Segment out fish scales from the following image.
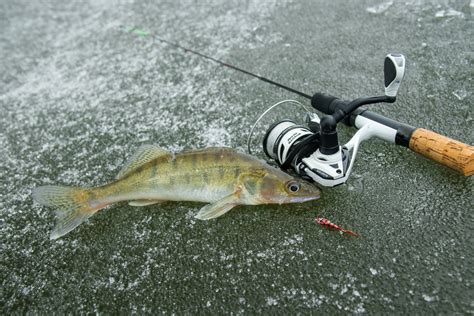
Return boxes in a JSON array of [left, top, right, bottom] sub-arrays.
[[105, 149, 251, 202], [32, 146, 321, 239]]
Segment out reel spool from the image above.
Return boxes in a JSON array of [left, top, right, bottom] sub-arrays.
[[246, 100, 316, 161]]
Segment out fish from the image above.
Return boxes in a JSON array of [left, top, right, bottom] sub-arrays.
[[32, 146, 321, 239], [315, 216, 359, 237]]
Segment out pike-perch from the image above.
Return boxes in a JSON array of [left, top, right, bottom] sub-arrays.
[[33, 146, 321, 239]]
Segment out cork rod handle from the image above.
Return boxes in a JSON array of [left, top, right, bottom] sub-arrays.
[[409, 128, 474, 176]]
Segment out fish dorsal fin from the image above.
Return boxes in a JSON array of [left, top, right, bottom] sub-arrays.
[[116, 145, 172, 179]]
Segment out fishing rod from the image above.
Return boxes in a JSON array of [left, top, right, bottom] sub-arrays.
[[251, 54, 473, 186], [154, 36, 312, 99], [129, 28, 474, 187]]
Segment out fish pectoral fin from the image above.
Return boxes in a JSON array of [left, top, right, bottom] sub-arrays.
[[128, 199, 166, 207], [195, 202, 237, 220], [195, 192, 240, 220], [116, 145, 172, 179]]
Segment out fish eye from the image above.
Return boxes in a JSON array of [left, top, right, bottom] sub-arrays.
[[286, 181, 300, 193]]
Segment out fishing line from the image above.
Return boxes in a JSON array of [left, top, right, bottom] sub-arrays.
[[246, 99, 310, 154], [126, 27, 312, 99], [125, 27, 474, 179]]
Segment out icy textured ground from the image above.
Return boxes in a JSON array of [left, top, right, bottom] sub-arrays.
[[1, 0, 473, 313]]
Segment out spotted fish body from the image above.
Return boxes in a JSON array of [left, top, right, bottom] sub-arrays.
[[103, 148, 267, 204], [33, 146, 321, 239]]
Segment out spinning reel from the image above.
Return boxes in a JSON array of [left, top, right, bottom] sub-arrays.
[[138, 30, 472, 181], [250, 54, 413, 187]]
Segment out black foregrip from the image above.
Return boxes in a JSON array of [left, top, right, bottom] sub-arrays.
[[311, 93, 348, 115]]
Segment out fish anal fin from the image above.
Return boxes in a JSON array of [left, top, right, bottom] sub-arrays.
[[194, 190, 241, 220], [128, 199, 166, 207], [117, 145, 172, 179]]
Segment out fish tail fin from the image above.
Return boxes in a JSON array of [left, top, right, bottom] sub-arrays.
[[32, 185, 104, 240]]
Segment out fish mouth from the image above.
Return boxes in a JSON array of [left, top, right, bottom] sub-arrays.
[[277, 194, 320, 205], [286, 194, 320, 204]]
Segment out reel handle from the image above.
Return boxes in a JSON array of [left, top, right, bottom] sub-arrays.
[[409, 128, 474, 176]]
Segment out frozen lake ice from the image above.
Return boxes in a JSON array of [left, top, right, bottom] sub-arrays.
[[1, 0, 473, 313]]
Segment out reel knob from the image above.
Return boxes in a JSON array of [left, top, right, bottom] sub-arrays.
[[384, 53, 406, 97]]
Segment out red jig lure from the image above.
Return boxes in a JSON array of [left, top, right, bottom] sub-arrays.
[[315, 216, 359, 237]]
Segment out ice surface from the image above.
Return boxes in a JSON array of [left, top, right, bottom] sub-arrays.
[[366, 1, 393, 14], [452, 89, 467, 101], [434, 8, 464, 18], [1, 0, 473, 314], [422, 293, 437, 302]]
